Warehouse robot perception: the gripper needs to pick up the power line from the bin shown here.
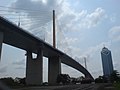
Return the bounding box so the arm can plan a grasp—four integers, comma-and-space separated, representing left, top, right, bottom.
0, 16, 52, 21
0, 5, 52, 13
0, 11, 52, 21
0, 10, 52, 15
21, 21, 50, 27
0, 12, 52, 18
56, 15, 74, 56
0, 12, 52, 20
0, 13, 52, 26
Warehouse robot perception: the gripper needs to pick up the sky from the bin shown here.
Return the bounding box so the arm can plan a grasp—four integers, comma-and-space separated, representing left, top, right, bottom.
0, 0, 120, 82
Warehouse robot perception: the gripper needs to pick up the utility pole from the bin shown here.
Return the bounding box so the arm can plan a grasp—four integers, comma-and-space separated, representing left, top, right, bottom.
84, 57, 87, 69
53, 10, 56, 48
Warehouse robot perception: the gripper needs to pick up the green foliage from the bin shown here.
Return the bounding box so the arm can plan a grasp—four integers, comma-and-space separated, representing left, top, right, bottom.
0, 77, 26, 87
95, 76, 108, 83
71, 78, 78, 84
113, 82, 120, 90
0, 77, 19, 86
95, 70, 120, 83
57, 74, 71, 84
81, 78, 92, 84
19, 78, 26, 85
110, 70, 120, 83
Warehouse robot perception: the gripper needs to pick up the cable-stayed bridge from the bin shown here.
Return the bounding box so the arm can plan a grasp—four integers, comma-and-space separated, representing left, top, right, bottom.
0, 6, 94, 85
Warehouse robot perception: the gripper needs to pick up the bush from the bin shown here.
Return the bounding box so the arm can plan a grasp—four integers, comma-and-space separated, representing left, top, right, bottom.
81, 78, 92, 84
57, 74, 71, 84
110, 70, 120, 83
95, 76, 108, 83
0, 77, 15, 86
19, 78, 26, 85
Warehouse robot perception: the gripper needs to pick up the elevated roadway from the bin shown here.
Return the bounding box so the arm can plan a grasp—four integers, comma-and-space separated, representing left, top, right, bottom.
0, 16, 94, 84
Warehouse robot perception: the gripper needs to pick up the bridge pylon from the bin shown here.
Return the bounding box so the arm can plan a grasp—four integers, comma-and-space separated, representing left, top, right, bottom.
26, 49, 43, 85
48, 56, 61, 85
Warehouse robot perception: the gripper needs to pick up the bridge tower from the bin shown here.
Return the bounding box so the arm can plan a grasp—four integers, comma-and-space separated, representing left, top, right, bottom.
48, 10, 61, 85
53, 10, 56, 48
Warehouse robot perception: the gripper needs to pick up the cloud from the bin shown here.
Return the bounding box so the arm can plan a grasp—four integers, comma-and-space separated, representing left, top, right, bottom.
92, 70, 103, 78
0, 66, 7, 73
10, 0, 107, 49
80, 8, 106, 29
58, 7, 106, 32
15, 66, 25, 70
11, 0, 107, 37
57, 34, 79, 56
11, 0, 62, 41
69, 41, 111, 68
109, 26, 120, 42
12, 59, 25, 65
74, 56, 85, 64
82, 41, 111, 58
114, 62, 120, 73
62, 63, 83, 77
109, 14, 116, 23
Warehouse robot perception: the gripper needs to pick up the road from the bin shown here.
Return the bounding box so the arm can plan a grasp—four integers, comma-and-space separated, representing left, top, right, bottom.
12, 84, 111, 90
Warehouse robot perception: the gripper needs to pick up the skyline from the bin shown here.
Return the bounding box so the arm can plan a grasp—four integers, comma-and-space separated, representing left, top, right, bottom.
0, 0, 120, 82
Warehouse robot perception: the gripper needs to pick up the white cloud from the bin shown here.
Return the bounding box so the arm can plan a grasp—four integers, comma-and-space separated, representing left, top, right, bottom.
91, 70, 103, 78
57, 7, 106, 32
10, 0, 107, 46
11, 0, 62, 41
110, 15, 116, 23
15, 66, 25, 69
62, 63, 83, 77
80, 8, 106, 29
74, 56, 84, 64
109, 26, 120, 42
57, 31, 79, 57
82, 41, 111, 58
0, 66, 7, 73
12, 59, 25, 65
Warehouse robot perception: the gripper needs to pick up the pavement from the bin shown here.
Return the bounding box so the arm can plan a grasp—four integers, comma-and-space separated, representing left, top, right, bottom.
12, 84, 106, 90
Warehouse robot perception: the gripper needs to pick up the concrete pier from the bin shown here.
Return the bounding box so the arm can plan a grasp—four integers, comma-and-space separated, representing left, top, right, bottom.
48, 56, 61, 85
0, 32, 3, 61
26, 49, 43, 85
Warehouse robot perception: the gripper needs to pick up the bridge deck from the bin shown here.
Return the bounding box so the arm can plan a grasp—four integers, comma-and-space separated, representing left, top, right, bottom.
0, 16, 94, 80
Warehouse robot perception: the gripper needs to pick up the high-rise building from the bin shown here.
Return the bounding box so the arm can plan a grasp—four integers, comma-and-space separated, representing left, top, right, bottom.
101, 47, 114, 76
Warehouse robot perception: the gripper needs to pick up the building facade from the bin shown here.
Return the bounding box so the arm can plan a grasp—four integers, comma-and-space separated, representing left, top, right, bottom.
101, 47, 114, 76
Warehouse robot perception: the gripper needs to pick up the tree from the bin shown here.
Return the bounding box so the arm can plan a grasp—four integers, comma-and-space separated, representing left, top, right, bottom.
19, 78, 26, 85
57, 74, 71, 84
110, 70, 120, 83
0, 77, 15, 86
95, 76, 108, 83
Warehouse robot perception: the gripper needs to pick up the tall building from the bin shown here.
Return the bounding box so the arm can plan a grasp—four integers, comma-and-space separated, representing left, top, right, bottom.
101, 47, 114, 76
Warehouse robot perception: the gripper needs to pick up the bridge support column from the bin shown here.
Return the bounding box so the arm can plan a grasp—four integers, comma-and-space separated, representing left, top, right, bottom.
26, 49, 43, 85
48, 56, 61, 85
0, 32, 3, 61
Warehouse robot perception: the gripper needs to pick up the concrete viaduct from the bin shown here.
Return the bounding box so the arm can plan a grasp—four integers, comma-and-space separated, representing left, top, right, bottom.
0, 16, 94, 85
